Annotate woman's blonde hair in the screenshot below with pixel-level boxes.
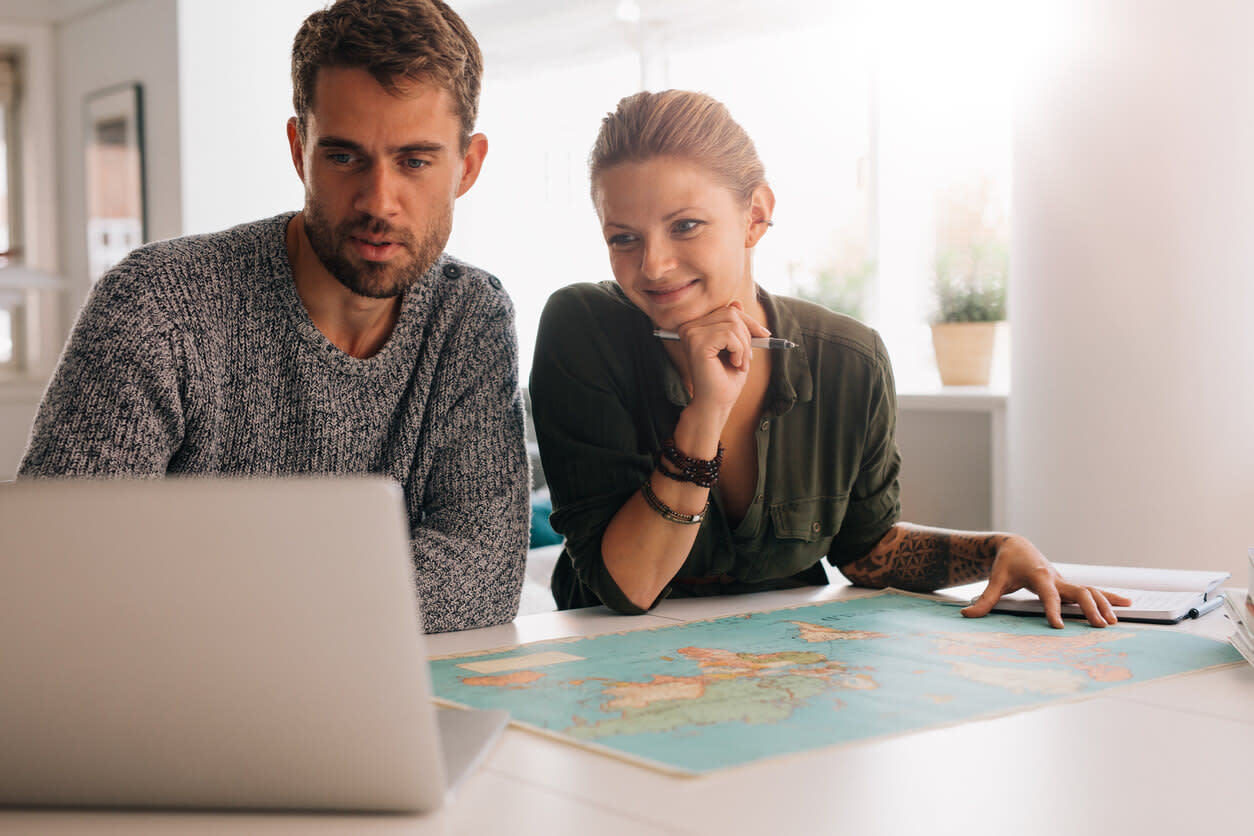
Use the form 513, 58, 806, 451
589, 90, 767, 205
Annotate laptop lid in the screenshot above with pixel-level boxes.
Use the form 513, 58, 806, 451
0, 476, 501, 812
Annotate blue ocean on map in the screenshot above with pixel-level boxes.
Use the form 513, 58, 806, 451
428, 592, 1240, 774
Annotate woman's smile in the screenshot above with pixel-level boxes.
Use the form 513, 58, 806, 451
641, 279, 701, 306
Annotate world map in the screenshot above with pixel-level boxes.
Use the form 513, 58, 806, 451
429, 592, 1240, 774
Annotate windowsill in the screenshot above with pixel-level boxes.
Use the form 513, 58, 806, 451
897, 385, 1008, 412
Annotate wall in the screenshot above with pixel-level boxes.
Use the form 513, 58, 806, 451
897, 399, 998, 532
58, 0, 322, 277
1010, 0, 1254, 582
56, 0, 182, 317
175, 0, 321, 235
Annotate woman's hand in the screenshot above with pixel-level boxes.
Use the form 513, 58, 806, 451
674, 302, 771, 423
960, 535, 1133, 628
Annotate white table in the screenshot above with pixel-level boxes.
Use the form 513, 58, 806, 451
3, 583, 1250, 836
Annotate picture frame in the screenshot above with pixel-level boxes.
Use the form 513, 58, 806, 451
83, 82, 146, 283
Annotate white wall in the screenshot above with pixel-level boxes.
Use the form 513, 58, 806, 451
56, 0, 182, 316
175, 0, 321, 235
898, 405, 995, 531
1010, 0, 1254, 582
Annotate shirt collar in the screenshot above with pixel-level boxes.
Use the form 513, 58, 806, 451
759, 286, 814, 414
654, 285, 814, 415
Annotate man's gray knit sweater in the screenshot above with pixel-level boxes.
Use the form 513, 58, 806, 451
19, 213, 530, 633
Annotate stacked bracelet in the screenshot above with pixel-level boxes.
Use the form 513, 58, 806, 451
656, 438, 724, 488
640, 478, 707, 525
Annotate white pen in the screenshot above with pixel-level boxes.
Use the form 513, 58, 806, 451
1188, 595, 1226, 620
652, 329, 798, 350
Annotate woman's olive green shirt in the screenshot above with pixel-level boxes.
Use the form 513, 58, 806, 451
529, 282, 901, 614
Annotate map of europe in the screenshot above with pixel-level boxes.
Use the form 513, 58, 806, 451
429, 592, 1240, 774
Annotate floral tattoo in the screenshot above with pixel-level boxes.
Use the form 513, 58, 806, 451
842, 524, 1008, 592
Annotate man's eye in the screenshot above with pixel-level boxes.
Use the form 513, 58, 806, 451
672, 219, 702, 235
403, 158, 429, 170
328, 152, 354, 165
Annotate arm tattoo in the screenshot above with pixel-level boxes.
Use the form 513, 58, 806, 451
841, 523, 1008, 592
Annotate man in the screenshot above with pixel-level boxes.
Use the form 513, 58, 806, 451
19, 0, 529, 633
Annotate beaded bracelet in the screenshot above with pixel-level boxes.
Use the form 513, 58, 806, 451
657, 438, 724, 489
640, 478, 707, 525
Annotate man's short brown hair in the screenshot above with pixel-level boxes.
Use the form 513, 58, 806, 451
291, 0, 483, 148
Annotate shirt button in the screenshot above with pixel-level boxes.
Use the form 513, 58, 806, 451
442, 264, 462, 279
811, 522, 821, 533
758, 420, 768, 431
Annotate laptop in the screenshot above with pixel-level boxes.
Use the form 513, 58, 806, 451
0, 476, 508, 812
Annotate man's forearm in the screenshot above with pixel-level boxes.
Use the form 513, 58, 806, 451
410, 508, 528, 634
840, 522, 1008, 592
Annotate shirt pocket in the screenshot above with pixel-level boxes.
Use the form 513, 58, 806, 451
770, 494, 850, 542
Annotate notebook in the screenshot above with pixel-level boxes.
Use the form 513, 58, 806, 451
0, 476, 507, 812
983, 562, 1230, 624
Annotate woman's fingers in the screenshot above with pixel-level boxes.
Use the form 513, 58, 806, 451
727, 300, 772, 338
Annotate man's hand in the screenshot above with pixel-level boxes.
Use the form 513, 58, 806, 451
960, 535, 1132, 628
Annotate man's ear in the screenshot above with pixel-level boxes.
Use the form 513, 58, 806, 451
746, 183, 776, 247
287, 117, 307, 182
455, 133, 489, 198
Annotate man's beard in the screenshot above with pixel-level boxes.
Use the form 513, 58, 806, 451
303, 200, 450, 299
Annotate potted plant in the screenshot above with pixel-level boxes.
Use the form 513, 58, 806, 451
929, 239, 1007, 386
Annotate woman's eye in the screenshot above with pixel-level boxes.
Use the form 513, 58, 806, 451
607, 233, 639, 249
672, 219, 703, 235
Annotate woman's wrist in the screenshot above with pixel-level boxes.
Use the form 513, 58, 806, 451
656, 438, 723, 488
672, 402, 729, 460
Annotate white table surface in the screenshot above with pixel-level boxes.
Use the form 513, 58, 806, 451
3, 583, 1250, 836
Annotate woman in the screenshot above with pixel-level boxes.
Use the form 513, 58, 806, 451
529, 89, 1125, 627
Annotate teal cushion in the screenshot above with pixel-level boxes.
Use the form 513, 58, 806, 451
530, 494, 562, 548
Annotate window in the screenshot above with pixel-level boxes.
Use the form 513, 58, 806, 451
454, 1, 1015, 390
0, 54, 20, 369
870, 0, 1014, 389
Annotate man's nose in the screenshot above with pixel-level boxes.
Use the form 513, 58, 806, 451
355, 164, 402, 219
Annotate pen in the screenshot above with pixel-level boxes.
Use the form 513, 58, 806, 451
1187, 595, 1225, 620
652, 329, 798, 350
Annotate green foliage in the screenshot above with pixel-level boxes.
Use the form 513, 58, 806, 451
931, 175, 1009, 324
791, 259, 874, 321
932, 242, 1007, 323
